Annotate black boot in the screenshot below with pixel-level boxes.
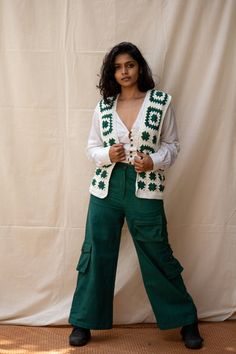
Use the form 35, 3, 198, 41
181, 322, 203, 349
69, 326, 91, 347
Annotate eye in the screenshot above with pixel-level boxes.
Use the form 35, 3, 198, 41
127, 63, 135, 68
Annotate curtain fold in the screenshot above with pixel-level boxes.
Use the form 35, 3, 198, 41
0, 0, 235, 325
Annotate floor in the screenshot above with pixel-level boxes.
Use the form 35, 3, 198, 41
0, 322, 236, 353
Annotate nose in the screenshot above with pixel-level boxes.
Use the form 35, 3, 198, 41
121, 65, 128, 75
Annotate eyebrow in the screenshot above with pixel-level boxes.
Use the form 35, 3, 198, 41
114, 60, 136, 66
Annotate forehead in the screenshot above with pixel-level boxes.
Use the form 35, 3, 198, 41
114, 53, 136, 64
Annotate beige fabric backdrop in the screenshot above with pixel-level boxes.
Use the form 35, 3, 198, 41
0, 0, 235, 325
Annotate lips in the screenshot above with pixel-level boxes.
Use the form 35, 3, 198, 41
121, 76, 131, 81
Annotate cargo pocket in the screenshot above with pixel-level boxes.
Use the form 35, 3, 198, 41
134, 216, 183, 279
76, 242, 92, 274
134, 215, 166, 242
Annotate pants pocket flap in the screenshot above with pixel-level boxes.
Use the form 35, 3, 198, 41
82, 242, 92, 253
76, 242, 92, 273
134, 215, 165, 241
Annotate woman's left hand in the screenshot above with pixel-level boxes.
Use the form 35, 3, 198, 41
134, 151, 154, 172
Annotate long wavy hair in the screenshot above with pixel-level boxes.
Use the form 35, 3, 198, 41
97, 42, 155, 104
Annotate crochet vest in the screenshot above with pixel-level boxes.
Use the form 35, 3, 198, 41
89, 89, 171, 199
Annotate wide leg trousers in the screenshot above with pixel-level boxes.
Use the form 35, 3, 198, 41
69, 163, 198, 330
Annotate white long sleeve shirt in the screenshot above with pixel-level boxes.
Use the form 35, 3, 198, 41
87, 96, 180, 171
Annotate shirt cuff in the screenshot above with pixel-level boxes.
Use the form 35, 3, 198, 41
150, 151, 169, 171
93, 146, 112, 166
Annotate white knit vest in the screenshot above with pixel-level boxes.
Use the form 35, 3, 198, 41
89, 89, 171, 199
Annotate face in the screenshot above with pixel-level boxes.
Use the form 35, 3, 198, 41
114, 53, 140, 89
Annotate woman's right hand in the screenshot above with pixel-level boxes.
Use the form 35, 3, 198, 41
109, 144, 126, 163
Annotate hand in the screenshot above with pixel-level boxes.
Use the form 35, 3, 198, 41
134, 151, 153, 172
109, 144, 126, 163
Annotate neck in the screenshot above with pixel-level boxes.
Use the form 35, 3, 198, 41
119, 86, 144, 100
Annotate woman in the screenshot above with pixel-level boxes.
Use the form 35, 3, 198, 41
68, 42, 203, 349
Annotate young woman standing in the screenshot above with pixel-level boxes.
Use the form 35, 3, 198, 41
68, 42, 203, 349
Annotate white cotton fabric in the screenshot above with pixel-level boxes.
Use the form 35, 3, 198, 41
0, 0, 235, 325
87, 98, 180, 170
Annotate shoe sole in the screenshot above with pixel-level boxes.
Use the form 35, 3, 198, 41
69, 337, 90, 347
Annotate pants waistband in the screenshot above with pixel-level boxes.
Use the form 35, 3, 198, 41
115, 162, 135, 170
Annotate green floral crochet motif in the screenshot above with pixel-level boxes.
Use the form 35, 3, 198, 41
150, 90, 168, 105
92, 179, 96, 186
139, 145, 155, 155
139, 172, 146, 179
103, 141, 108, 147
148, 183, 157, 191
99, 98, 115, 112
138, 181, 146, 190
152, 135, 157, 144
109, 138, 116, 146
149, 172, 156, 180
145, 107, 162, 131
159, 184, 165, 192
141, 131, 150, 141
96, 169, 102, 175
158, 173, 165, 182
102, 114, 113, 136
98, 181, 105, 190
101, 170, 108, 179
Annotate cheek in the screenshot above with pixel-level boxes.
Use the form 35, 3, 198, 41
132, 71, 139, 82
135, 69, 140, 78
114, 71, 120, 82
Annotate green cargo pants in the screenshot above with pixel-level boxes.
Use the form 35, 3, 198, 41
69, 163, 198, 330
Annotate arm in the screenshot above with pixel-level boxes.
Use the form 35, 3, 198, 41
134, 104, 180, 172
87, 106, 126, 166
150, 104, 180, 170
87, 107, 112, 166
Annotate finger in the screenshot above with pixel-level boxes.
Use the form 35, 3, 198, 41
115, 146, 125, 153
117, 156, 126, 161
117, 154, 125, 160
117, 149, 125, 156
135, 167, 143, 173
137, 151, 146, 159
134, 158, 144, 167
116, 148, 125, 155
115, 144, 124, 150
134, 163, 142, 170
134, 156, 143, 163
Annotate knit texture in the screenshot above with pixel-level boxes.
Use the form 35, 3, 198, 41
89, 89, 171, 199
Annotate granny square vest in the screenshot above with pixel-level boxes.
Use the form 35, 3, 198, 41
89, 89, 171, 199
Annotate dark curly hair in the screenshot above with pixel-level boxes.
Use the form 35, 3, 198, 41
97, 42, 155, 104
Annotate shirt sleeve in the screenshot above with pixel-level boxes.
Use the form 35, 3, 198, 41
86, 105, 112, 166
149, 104, 180, 171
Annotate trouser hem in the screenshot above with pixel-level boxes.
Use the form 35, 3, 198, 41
69, 319, 113, 330
158, 315, 198, 330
